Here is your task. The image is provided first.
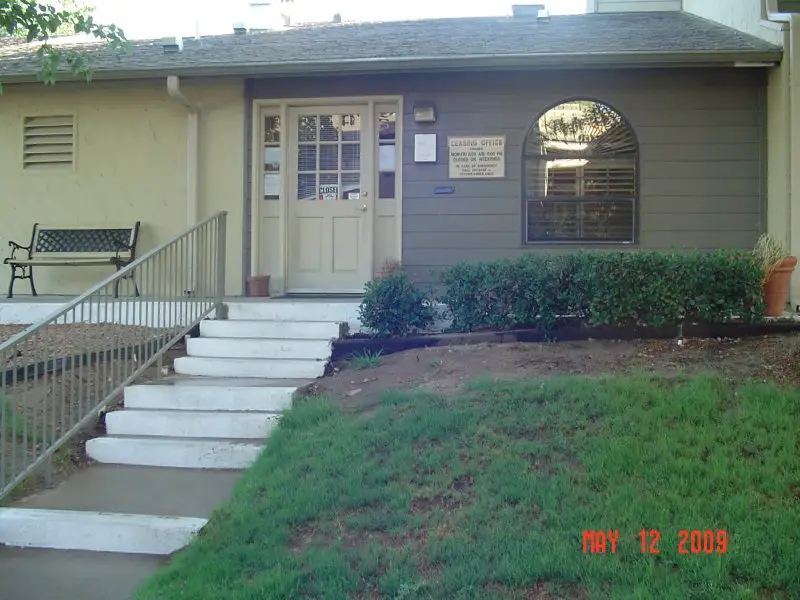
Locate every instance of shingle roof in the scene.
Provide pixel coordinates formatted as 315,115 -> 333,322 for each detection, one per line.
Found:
0,11 -> 782,81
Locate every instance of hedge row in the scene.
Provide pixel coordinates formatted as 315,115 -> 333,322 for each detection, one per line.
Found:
359,251 -> 765,336
441,251 -> 765,332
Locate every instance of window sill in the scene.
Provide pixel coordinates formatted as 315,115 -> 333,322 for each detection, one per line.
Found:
522,241 -> 638,249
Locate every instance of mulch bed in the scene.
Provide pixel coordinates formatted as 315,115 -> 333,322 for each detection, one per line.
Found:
0,323 -> 178,366
332,321 -> 800,361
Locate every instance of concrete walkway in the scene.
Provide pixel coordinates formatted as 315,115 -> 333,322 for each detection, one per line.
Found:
14,464 -> 243,517
0,548 -> 167,600
1,465 -> 243,599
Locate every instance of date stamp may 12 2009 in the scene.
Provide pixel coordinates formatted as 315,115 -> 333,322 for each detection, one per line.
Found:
582,530 -> 728,555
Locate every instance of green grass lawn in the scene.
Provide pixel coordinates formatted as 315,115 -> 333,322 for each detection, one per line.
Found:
136,375 -> 800,600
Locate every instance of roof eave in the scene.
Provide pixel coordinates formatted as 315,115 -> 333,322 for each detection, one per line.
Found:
0,49 -> 783,84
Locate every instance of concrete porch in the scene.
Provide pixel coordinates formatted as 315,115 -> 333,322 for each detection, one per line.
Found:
0,295 -> 364,332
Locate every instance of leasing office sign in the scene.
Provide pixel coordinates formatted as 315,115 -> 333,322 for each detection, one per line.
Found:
447,135 -> 506,179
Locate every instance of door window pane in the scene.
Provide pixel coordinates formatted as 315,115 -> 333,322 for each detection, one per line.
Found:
342,114 -> 361,141
298,145 -> 317,172
342,172 -> 361,200
264,116 -> 280,144
297,173 -> 316,201
298,116 -> 317,142
378,113 -> 395,142
378,111 -> 397,199
319,144 -> 339,171
319,115 -> 339,142
378,145 -> 395,172
342,144 -> 360,171
319,173 -> 338,186
295,112 -> 362,202
379,172 -> 395,200
263,115 -> 281,200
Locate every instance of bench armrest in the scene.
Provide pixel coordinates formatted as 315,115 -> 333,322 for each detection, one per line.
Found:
7,240 -> 31,261
112,239 -> 136,263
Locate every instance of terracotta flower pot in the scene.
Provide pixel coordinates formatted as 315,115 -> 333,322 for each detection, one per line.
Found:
247,275 -> 271,297
763,256 -> 797,317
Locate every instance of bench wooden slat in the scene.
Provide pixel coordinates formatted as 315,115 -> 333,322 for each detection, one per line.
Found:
8,258 -> 117,266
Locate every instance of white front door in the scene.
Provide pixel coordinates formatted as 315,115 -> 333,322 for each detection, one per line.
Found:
287,106 -> 374,293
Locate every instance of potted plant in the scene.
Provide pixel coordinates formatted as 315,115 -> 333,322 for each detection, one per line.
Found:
754,233 -> 797,317
247,274 -> 271,297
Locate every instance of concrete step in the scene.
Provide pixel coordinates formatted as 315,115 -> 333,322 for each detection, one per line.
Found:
0,547 -> 166,600
105,409 -> 280,439
187,337 -> 331,360
14,465 -> 242,518
86,436 -> 262,469
225,300 -> 360,325
124,380 -> 297,412
0,508 -> 206,555
201,318 -> 344,340
174,356 -> 326,379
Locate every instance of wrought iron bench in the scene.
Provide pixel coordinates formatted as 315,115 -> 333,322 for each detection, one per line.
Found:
4,222 -> 141,298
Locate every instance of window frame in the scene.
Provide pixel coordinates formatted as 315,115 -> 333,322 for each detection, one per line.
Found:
522,98 -> 639,246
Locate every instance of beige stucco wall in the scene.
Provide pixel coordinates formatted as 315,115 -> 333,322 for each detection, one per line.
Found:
766,60 -> 792,250
683,0 -> 785,45
0,78 -> 244,298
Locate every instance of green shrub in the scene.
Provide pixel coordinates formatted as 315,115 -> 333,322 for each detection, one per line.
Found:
440,250 -> 764,332
440,254 -> 566,332
358,270 -> 434,337
573,250 -> 764,326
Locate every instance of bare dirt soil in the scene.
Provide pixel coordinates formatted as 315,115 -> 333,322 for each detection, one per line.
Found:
312,334 -> 800,414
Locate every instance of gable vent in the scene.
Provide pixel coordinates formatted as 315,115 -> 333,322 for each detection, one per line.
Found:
23,115 -> 75,169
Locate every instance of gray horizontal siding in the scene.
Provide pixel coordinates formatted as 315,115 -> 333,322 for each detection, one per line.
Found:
401,69 -> 765,283
248,68 -> 766,284
641,161 -> 759,179
640,213 -> 760,232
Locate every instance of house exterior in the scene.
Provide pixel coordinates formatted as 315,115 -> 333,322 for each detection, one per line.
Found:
590,1 -> 800,305
0,6 -> 783,298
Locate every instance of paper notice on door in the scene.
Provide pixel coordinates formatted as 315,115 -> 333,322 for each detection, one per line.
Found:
264,173 -> 280,198
319,184 -> 339,201
263,147 -> 281,169
379,145 -> 396,171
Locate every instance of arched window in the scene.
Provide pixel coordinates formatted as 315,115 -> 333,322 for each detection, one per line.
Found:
523,100 -> 637,243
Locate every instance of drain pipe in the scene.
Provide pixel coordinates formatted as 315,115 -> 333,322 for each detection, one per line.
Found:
167,75 -> 199,294
167,75 -> 199,229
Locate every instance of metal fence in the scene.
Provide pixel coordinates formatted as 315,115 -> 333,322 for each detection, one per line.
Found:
0,211 -> 227,500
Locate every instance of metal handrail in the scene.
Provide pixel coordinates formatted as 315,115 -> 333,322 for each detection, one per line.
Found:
0,211 -> 228,500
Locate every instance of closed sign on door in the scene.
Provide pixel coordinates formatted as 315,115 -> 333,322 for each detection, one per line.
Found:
319,185 -> 339,201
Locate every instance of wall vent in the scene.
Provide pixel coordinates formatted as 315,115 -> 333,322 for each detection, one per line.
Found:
23,115 -> 75,169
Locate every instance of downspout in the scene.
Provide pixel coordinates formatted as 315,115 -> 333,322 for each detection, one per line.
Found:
167,75 -> 199,229
765,0 -> 798,306
167,75 -> 200,294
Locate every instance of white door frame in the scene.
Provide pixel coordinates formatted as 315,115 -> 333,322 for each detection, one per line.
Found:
250,96 -> 404,295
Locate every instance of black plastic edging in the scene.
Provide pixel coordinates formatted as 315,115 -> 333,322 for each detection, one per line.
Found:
331,321 -> 800,361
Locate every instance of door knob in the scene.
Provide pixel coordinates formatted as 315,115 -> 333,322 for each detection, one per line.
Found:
359,204 -> 368,212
